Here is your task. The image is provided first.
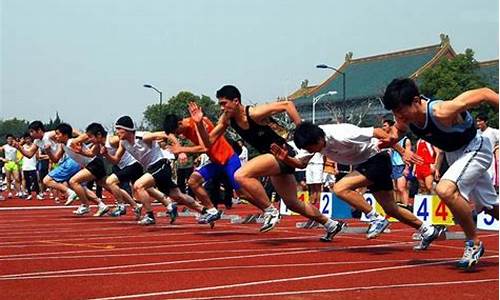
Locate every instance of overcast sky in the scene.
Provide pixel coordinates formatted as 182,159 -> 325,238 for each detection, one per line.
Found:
1,0 -> 498,129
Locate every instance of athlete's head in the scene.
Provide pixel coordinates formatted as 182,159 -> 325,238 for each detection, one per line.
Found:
476,113 -> 489,131
216,85 -> 241,116
55,123 -> 72,143
28,121 -> 45,140
382,119 -> 395,133
382,78 -> 421,122
163,114 -> 182,135
86,123 -> 107,144
115,116 -> 135,140
5,134 -> 15,145
22,132 -> 33,145
293,122 -> 326,153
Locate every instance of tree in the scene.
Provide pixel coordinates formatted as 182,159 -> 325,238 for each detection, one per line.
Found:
143,91 -> 220,130
45,112 -> 63,131
419,49 -> 498,125
0,118 -> 29,144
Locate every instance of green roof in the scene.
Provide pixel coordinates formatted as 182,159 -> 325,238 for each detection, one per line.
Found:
292,43 -> 450,105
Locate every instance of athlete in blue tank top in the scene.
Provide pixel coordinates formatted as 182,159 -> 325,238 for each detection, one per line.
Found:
382,78 -> 499,271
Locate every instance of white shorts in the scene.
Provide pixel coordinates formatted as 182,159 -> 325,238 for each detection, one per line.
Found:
442,134 -> 499,211
306,163 -> 323,185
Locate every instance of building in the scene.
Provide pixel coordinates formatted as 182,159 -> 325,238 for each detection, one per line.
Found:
288,34 -> 499,126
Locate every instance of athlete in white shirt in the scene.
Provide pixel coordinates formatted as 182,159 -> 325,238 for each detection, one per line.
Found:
51,123 -> 109,216
476,113 -> 499,187
272,122 -> 444,250
0,134 -> 22,198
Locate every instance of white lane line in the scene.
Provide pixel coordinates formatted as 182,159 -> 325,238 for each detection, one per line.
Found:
0,241 -> 414,278
3,256 -> 492,281
87,257 -> 499,300
162,278 -> 499,300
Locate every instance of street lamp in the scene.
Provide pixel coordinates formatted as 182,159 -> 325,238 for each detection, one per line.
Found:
316,64 -> 346,121
312,91 -> 337,124
143,84 -> 163,105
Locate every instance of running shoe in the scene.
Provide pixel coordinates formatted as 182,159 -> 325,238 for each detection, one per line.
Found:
73,205 -> 90,216
457,240 -> 485,271
167,203 -> 178,224
64,190 -> 78,206
320,220 -> 347,242
133,205 -> 143,220
93,205 -> 110,217
414,225 -> 446,250
260,207 -> 280,233
36,194 -> 44,200
366,217 -> 390,239
110,206 -> 126,217
138,215 -> 156,225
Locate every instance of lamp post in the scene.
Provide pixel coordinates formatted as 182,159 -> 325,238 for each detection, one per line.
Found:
312,91 -> 337,124
316,64 -> 346,121
143,84 -> 163,105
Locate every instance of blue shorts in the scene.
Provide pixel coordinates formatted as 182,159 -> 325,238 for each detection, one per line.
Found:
391,164 -> 405,180
48,157 -> 81,183
197,153 -> 241,190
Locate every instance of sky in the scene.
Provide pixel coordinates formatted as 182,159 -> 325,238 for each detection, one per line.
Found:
1,0 -> 498,129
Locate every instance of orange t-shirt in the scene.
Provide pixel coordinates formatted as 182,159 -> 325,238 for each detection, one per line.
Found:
182,118 -> 234,165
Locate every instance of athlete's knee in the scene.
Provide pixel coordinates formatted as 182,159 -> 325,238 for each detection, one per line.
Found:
187,174 -> 203,188
105,176 -> 118,186
234,170 -> 249,184
333,184 -> 349,197
133,181 -> 146,193
435,182 -> 456,201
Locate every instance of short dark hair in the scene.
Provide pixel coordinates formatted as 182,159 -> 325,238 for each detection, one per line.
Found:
23,132 -> 31,139
56,123 -> 72,137
382,78 -> 420,110
28,120 -> 45,132
216,85 -> 241,101
163,114 -> 181,134
293,122 -> 325,149
383,119 -> 395,126
476,113 -> 488,122
5,134 -> 14,139
86,123 -> 107,137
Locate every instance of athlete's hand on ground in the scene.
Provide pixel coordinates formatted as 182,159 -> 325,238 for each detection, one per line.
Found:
188,101 -> 203,123
270,143 -> 288,160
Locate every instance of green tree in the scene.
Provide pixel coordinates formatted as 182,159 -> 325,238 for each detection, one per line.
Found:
419,49 -> 498,125
143,91 -> 220,130
0,118 -> 29,144
45,112 -> 63,130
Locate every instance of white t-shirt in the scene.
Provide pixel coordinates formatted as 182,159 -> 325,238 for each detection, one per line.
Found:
479,127 -> 499,180
3,144 -> 18,161
62,139 -> 94,167
22,144 -> 37,171
34,132 -> 64,163
105,135 -> 136,169
121,132 -> 163,168
319,123 -> 379,165
161,148 -> 176,161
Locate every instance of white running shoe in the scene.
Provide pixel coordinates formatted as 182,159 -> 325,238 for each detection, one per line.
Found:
65,190 -> 78,206
260,207 -> 280,233
138,215 -> 156,225
36,194 -> 44,200
73,205 -> 90,216
93,205 -> 110,217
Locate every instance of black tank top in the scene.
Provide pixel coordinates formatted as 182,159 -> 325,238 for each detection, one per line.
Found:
409,99 -> 476,152
230,106 -> 287,154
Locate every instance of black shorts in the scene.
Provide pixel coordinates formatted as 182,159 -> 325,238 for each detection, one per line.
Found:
354,152 -> 393,192
86,157 -> 107,181
113,162 -> 144,184
147,159 -> 177,194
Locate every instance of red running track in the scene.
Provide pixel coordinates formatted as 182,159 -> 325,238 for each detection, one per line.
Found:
0,198 -> 498,300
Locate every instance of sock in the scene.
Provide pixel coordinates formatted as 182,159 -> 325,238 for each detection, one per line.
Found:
323,218 -> 338,229
166,203 -> 173,211
147,211 -> 155,219
207,207 -> 218,214
265,205 -> 276,212
419,224 -> 435,238
201,207 -> 208,214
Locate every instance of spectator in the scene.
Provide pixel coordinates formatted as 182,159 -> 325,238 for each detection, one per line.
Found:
476,113 -> 499,190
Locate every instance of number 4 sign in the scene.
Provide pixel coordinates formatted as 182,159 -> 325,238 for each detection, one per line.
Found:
413,195 -> 454,225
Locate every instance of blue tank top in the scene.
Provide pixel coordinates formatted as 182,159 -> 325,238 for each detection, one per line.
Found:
409,98 -> 476,152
